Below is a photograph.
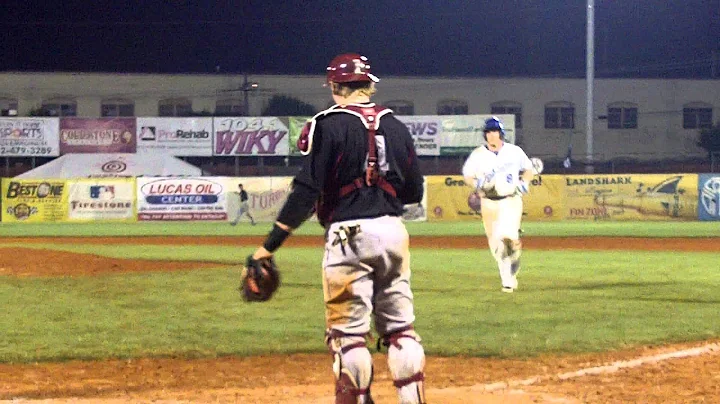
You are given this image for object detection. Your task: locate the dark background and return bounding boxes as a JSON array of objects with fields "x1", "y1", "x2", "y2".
[{"x1": 1, "y1": 0, "x2": 718, "y2": 78}]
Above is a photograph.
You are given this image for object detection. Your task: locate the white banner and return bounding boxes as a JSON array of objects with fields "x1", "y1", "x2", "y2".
[
  {"x1": 439, "y1": 114, "x2": 516, "y2": 154},
  {"x1": 0, "y1": 118, "x2": 60, "y2": 156},
  {"x1": 226, "y1": 176, "x2": 293, "y2": 223},
  {"x1": 137, "y1": 177, "x2": 228, "y2": 221},
  {"x1": 137, "y1": 117, "x2": 212, "y2": 156},
  {"x1": 397, "y1": 116, "x2": 441, "y2": 156},
  {"x1": 213, "y1": 117, "x2": 290, "y2": 156},
  {"x1": 67, "y1": 179, "x2": 135, "y2": 221}
]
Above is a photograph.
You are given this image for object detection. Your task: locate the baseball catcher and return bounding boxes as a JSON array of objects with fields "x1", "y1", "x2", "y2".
[
  {"x1": 242, "y1": 53, "x2": 427, "y2": 403},
  {"x1": 239, "y1": 254, "x2": 280, "y2": 302}
]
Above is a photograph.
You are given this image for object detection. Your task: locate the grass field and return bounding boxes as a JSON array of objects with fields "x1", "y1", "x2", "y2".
[
  {"x1": 1, "y1": 220, "x2": 720, "y2": 237},
  {"x1": 1, "y1": 221, "x2": 719, "y2": 365}
]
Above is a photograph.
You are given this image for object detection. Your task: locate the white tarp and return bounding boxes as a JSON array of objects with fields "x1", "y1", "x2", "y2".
[{"x1": 15, "y1": 153, "x2": 202, "y2": 178}]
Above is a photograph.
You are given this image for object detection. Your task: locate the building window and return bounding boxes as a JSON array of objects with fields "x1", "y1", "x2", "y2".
[
  {"x1": 215, "y1": 99, "x2": 244, "y2": 116},
  {"x1": 545, "y1": 102, "x2": 574, "y2": 129},
  {"x1": 491, "y1": 101, "x2": 523, "y2": 128},
  {"x1": 41, "y1": 98, "x2": 77, "y2": 116},
  {"x1": 0, "y1": 97, "x2": 18, "y2": 116},
  {"x1": 683, "y1": 103, "x2": 713, "y2": 129},
  {"x1": 437, "y1": 99, "x2": 468, "y2": 115},
  {"x1": 607, "y1": 103, "x2": 638, "y2": 129},
  {"x1": 158, "y1": 98, "x2": 192, "y2": 117},
  {"x1": 385, "y1": 100, "x2": 414, "y2": 115},
  {"x1": 101, "y1": 99, "x2": 135, "y2": 117}
]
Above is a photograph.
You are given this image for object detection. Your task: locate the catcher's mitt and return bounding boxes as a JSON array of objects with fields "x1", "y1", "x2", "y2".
[{"x1": 240, "y1": 255, "x2": 280, "y2": 302}]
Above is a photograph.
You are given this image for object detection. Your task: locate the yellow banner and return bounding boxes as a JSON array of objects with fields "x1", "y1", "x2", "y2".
[
  {"x1": 2, "y1": 178, "x2": 69, "y2": 222},
  {"x1": 563, "y1": 174, "x2": 698, "y2": 220},
  {"x1": 426, "y1": 175, "x2": 565, "y2": 222},
  {"x1": 426, "y1": 175, "x2": 482, "y2": 221},
  {"x1": 523, "y1": 175, "x2": 564, "y2": 221}
]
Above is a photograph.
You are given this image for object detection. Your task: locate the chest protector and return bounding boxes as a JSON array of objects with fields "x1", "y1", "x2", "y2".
[{"x1": 298, "y1": 104, "x2": 397, "y2": 224}]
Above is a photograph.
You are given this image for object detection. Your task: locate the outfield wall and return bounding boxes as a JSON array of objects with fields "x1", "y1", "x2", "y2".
[{"x1": 1, "y1": 173, "x2": 718, "y2": 223}]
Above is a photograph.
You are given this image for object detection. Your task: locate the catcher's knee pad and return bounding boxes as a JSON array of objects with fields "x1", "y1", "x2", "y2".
[
  {"x1": 381, "y1": 326, "x2": 426, "y2": 404},
  {"x1": 326, "y1": 329, "x2": 374, "y2": 404}
]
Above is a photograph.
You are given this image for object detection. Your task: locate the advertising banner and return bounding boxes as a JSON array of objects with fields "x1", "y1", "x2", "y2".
[
  {"x1": 563, "y1": 174, "x2": 698, "y2": 221},
  {"x1": 1, "y1": 179, "x2": 68, "y2": 222},
  {"x1": 287, "y1": 116, "x2": 312, "y2": 156},
  {"x1": 397, "y1": 116, "x2": 441, "y2": 156},
  {"x1": 426, "y1": 175, "x2": 482, "y2": 221},
  {"x1": 425, "y1": 175, "x2": 561, "y2": 222},
  {"x1": 523, "y1": 175, "x2": 564, "y2": 221},
  {"x1": 136, "y1": 117, "x2": 212, "y2": 156},
  {"x1": 137, "y1": 177, "x2": 228, "y2": 221},
  {"x1": 66, "y1": 178, "x2": 135, "y2": 221},
  {"x1": 439, "y1": 114, "x2": 516, "y2": 155},
  {"x1": 0, "y1": 118, "x2": 60, "y2": 157},
  {"x1": 213, "y1": 117, "x2": 290, "y2": 156},
  {"x1": 698, "y1": 174, "x2": 720, "y2": 221},
  {"x1": 227, "y1": 177, "x2": 293, "y2": 223},
  {"x1": 59, "y1": 118, "x2": 136, "y2": 154}
]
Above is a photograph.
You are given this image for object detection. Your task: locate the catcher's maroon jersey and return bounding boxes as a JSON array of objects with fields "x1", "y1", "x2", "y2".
[{"x1": 276, "y1": 103, "x2": 423, "y2": 228}]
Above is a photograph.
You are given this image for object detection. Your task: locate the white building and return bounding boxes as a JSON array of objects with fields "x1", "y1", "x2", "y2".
[{"x1": 0, "y1": 72, "x2": 717, "y2": 161}]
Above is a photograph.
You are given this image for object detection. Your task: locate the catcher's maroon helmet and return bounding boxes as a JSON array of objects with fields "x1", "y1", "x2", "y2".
[{"x1": 326, "y1": 53, "x2": 379, "y2": 84}]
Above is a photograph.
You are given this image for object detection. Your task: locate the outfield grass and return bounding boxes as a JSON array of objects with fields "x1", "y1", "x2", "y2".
[
  {"x1": 1, "y1": 220, "x2": 719, "y2": 238},
  {"x1": 1, "y1": 243, "x2": 719, "y2": 363}
]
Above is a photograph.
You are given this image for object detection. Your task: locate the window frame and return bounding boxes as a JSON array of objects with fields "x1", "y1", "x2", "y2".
[
  {"x1": 385, "y1": 100, "x2": 415, "y2": 116},
  {"x1": 158, "y1": 98, "x2": 193, "y2": 117},
  {"x1": 215, "y1": 99, "x2": 245, "y2": 116},
  {"x1": 544, "y1": 102, "x2": 575, "y2": 129},
  {"x1": 490, "y1": 101, "x2": 523, "y2": 128},
  {"x1": 0, "y1": 97, "x2": 18, "y2": 116},
  {"x1": 436, "y1": 99, "x2": 468, "y2": 115},
  {"x1": 101, "y1": 99, "x2": 135, "y2": 117},
  {"x1": 683, "y1": 103, "x2": 713, "y2": 129},
  {"x1": 41, "y1": 97, "x2": 77, "y2": 117},
  {"x1": 607, "y1": 102, "x2": 638, "y2": 129}
]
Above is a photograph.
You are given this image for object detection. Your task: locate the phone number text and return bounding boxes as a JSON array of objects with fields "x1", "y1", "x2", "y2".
[{"x1": 0, "y1": 146, "x2": 55, "y2": 155}]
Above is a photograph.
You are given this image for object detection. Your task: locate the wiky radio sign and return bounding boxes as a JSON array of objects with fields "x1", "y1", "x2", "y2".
[{"x1": 213, "y1": 117, "x2": 289, "y2": 156}]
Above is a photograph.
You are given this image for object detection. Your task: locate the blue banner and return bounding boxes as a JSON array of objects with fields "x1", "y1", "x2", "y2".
[{"x1": 698, "y1": 174, "x2": 720, "y2": 221}]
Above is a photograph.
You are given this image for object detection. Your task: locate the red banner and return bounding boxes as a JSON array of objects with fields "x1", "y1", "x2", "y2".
[{"x1": 60, "y1": 118, "x2": 136, "y2": 154}]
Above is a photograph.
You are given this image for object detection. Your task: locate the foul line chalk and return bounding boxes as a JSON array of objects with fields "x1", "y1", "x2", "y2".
[{"x1": 432, "y1": 342, "x2": 720, "y2": 394}]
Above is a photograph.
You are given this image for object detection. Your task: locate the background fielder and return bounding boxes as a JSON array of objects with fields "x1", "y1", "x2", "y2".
[
  {"x1": 462, "y1": 117, "x2": 534, "y2": 293},
  {"x1": 230, "y1": 183, "x2": 256, "y2": 226}
]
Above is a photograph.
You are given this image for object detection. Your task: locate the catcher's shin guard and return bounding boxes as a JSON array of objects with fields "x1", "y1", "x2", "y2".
[
  {"x1": 326, "y1": 330, "x2": 374, "y2": 404},
  {"x1": 381, "y1": 326, "x2": 426, "y2": 404}
]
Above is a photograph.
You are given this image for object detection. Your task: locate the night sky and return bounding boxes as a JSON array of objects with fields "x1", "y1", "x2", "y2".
[{"x1": 2, "y1": 0, "x2": 718, "y2": 78}]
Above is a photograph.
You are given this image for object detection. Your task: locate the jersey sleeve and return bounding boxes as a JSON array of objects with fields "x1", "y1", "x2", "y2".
[
  {"x1": 396, "y1": 122, "x2": 424, "y2": 204},
  {"x1": 519, "y1": 147, "x2": 533, "y2": 171},
  {"x1": 276, "y1": 119, "x2": 333, "y2": 228},
  {"x1": 462, "y1": 148, "x2": 482, "y2": 179}
]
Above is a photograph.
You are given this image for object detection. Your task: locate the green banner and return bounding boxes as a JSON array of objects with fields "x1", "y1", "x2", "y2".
[{"x1": 287, "y1": 116, "x2": 312, "y2": 156}]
